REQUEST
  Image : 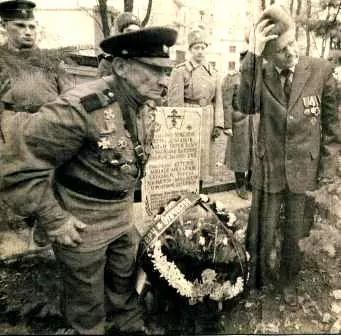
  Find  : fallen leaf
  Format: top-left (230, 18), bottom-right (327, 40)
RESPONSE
top-left (331, 302), bottom-right (341, 314)
top-left (298, 296), bottom-right (304, 304)
top-left (322, 312), bottom-right (332, 324)
top-left (244, 301), bottom-right (254, 308)
top-left (332, 290), bottom-right (341, 300)
top-left (330, 318), bottom-right (341, 334)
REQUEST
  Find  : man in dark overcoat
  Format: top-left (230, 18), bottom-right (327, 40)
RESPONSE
top-left (239, 4), bottom-right (341, 306)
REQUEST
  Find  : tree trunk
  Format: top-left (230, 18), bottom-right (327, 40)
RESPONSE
top-left (321, 7), bottom-right (331, 58)
top-left (295, 0), bottom-right (302, 39)
top-left (98, 0), bottom-right (110, 38)
top-left (305, 0), bottom-right (312, 55)
top-left (305, 30), bottom-right (311, 56)
top-left (141, 0), bottom-right (153, 27)
top-left (124, 0), bottom-right (134, 12)
top-left (290, 0), bottom-right (294, 15)
top-left (261, 0), bottom-right (266, 10)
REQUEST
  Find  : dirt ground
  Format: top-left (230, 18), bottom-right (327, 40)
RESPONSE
top-left (0, 254), bottom-right (335, 335)
top-left (0, 190), bottom-right (340, 335)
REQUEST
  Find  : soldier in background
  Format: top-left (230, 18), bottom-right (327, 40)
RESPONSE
top-left (222, 50), bottom-right (259, 200)
top-left (0, 25), bottom-right (177, 334)
top-left (0, 0), bottom-right (73, 106)
top-left (167, 28), bottom-right (232, 186)
top-left (97, 12), bottom-right (141, 78)
top-left (0, 0), bottom-right (74, 249)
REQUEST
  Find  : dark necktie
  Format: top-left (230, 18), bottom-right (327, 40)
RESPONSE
top-left (281, 69), bottom-right (292, 105)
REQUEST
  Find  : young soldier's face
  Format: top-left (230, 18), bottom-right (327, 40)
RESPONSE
top-left (190, 43), bottom-right (207, 63)
top-left (5, 19), bottom-right (37, 49)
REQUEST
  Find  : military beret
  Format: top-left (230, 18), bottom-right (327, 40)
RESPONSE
top-left (258, 4), bottom-right (295, 48)
top-left (0, 0), bottom-right (35, 21)
top-left (100, 26), bottom-right (177, 69)
top-left (115, 12), bottom-right (141, 34)
top-left (188, 28), bottom-right (208, 48)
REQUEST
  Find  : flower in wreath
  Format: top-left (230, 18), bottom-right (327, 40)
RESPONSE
top-left (139, 193), bottom-right (249, 306)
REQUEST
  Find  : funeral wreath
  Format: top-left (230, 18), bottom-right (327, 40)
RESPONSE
top-left (139, 193), bottom-right (249, 306)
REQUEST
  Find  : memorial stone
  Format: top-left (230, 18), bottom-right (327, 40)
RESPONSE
top-left (141, 107), bottom-right (202, 226)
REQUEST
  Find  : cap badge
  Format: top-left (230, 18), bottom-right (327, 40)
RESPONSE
top-left (163, 45), bottom-right (169, 54)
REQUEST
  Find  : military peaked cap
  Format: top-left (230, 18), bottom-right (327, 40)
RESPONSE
top-left (0, 0), bottom-right (35, 21)
top-left (100, 26), bottom-right (177, 69)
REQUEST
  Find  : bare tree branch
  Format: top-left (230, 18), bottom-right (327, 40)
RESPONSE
top-left (295, 0), bottom-right (302, 39)
top-left (141, 0), bottom-right (153, 27)
top-left (76, 1), bottom-right (103, 31)
top-left (290, 0), bottom-right (295, 15)
top-left (305, 0), bottom-right (312, 55)
top-left (97, 0), bottom-right (110, 38)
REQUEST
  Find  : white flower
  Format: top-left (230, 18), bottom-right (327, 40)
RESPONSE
top-left (199, 194), bottom-right (209, 203)
top-left (246, 251), bottom-right (251, 262)
top-left (199, 236), bottom-right (206, 246)
top-left (228, 212), bottom-right (237, 226)
top-left (222, 237), bottom-right (228, 246)
top-left (184, 229), bottom-right (193, 239)
top-left (215, 201), bottom-right (225, 211)
top-left (97, 137), bottom-right (111, 149)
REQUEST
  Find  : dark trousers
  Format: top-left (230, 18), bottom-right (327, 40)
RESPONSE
top-left (235, 171), bottom-right (252, 188)
top-left (53, 231), bottom-right (144, 335)
top-left (246, 188), bottom-right (312, 289)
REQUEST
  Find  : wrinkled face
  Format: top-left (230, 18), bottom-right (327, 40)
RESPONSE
top-left (5, 19), bottom-right (37, 49)
top-left (265, 36), bottom-right (299, 70)
top-left (124, 59), bottom-right (169, 101)
top-left (189, 43), bottom-right (207, 64)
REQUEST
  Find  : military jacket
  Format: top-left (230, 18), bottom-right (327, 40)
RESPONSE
top-left (0, 76), bottom-right (155, 233)
top-left (167, 59), bottom-right (225, 128)
top-left (0, 45), bottom-right (74, 112)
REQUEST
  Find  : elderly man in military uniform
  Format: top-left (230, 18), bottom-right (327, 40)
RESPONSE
top-left (239, 4), bottom-right (341, 306)
top-left (0, 25), bottom-right (177, 334)
top-left (167, 28), bottom-right (232, 186)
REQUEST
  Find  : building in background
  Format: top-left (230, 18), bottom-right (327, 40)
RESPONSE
top-left (26, 0), bottom-right (333, 78)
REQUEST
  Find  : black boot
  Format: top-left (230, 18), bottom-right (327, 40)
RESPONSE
top-left (235, 172), bottom-right (249, 200)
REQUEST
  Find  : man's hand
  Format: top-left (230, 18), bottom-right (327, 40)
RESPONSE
top-left (248, 19), bottom-right (278, 56)
top-left (47, 216), bottom-right (87, 247)
top-left (223, 128), bottom-right (233, 137)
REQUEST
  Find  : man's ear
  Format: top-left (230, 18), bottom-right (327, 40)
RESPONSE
top-left (0, 21), bottom-right (7, 30)
top-left (112, 57), bottom-right (129, 78)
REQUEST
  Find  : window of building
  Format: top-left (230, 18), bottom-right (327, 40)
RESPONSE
top-left (228, 61), bottom-right (236, 71)
top-left (229, 45), bottom-right (236, 53)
